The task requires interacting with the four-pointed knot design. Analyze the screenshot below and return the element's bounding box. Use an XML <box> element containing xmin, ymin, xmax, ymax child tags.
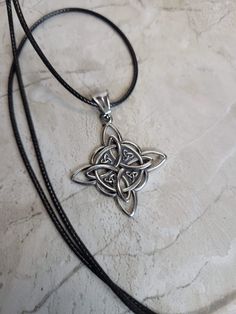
<box><xmin>71</xmin><ymin>123</ymin><xmax>167</xmax><ymax>216</ymax></box>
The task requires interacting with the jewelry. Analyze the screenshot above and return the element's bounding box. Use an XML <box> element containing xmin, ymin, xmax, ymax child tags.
<box><xmin>6</xmin><ymin>1</ymin><xmax>165</xmax><ymax>312</ymax></box>
<box><xmin>72</xmin><ymin>92</ymin><xmax>166</xmax><ymax>216</ymax></box>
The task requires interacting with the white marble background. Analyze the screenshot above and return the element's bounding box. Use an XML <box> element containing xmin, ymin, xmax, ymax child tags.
<box><xmin>1</xmin><ymin>0</ymin><xmax>236</xmax><ymax>313</ymax></box>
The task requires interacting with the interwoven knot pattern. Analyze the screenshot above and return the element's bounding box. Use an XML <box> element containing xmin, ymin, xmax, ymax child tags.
<box><xmin>72</xmin><ymin>124</ymin><xmax>166</xmax><ymax>216</ymax></box>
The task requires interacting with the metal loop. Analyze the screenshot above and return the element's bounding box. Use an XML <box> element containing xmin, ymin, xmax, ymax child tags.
<box><xmin>93</xmin><ymin>92</ymin><xmax>113</xmax><ymax>124</ymax></box>
<box><xmin>100</xmin><ymin>113</ymin><xmax>113</xmax><ymax>125</ymax></box>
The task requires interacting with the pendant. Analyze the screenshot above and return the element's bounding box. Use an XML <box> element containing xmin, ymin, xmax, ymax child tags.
<box><xmin>71</xmin><ymin>92</ymin><xmax>167</xmax><ymax>217</ymax></box>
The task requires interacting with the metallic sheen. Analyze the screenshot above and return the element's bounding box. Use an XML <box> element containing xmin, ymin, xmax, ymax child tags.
<box><xmin>71</xmin><ymin>93</ymin><xmax>167</xmax><ymax>217</ymax></box>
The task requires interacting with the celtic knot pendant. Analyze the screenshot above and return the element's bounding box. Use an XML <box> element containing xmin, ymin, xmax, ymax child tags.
<box><xmin>71</xmin><ymin>92</ymin><xmax>167</xmax><ymax>217</ymax></box>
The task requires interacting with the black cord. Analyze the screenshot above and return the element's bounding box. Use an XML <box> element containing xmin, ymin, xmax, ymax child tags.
<box><xmin>6</xmin><ymin>1</ymin><xmax>159</xmax><ymax>313</ymax></box>
<box><xmin>10</xmin><ymin>1</ymin><xmax>138</xmax><ymax>107</ymax></box>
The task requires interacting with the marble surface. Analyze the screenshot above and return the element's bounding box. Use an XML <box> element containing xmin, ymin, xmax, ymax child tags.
<box><xmin>1</xmin><ymin>0</ymin><xmax>236</xmax><ymax>313</ymax></box>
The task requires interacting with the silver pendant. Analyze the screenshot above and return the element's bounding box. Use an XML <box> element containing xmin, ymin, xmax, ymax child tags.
<box><xmin>71</xmin><ymin>92</ymin><xmax>167</xmax><ymax>217</ymax></box>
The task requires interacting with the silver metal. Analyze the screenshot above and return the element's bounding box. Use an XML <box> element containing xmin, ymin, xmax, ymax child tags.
<box><xmin>93</xmin><ymin>91</ymin><xmax>112</xmax><ymax>124</ymax></box>
<box><xmin>71</xmin><ymin>93</ymin><xmax>167</xmax><ymax>217</ymax></box>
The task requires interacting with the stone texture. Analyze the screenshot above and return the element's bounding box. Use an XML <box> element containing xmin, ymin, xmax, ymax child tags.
<box><xmin>1</xmin><ymin>0</ymin><xmax>236</xmax><ymax>313</ymax></box>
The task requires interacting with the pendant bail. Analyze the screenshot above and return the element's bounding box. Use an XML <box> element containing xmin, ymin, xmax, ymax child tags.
<box><xmin>92</xmin><ymin>91</ymin><xmax>112</xmax><ymax>124</ymax></box>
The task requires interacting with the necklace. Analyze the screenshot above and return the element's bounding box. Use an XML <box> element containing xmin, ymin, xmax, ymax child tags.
<box><xmin>72</xmin><ymin>92</ymin><xmax>166</xmax><ymax>216</ymax></box>
<box><xmin>6</xmin><ymin>1</ymin><xmax>166</xmax><ymax>313</ymax></box>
